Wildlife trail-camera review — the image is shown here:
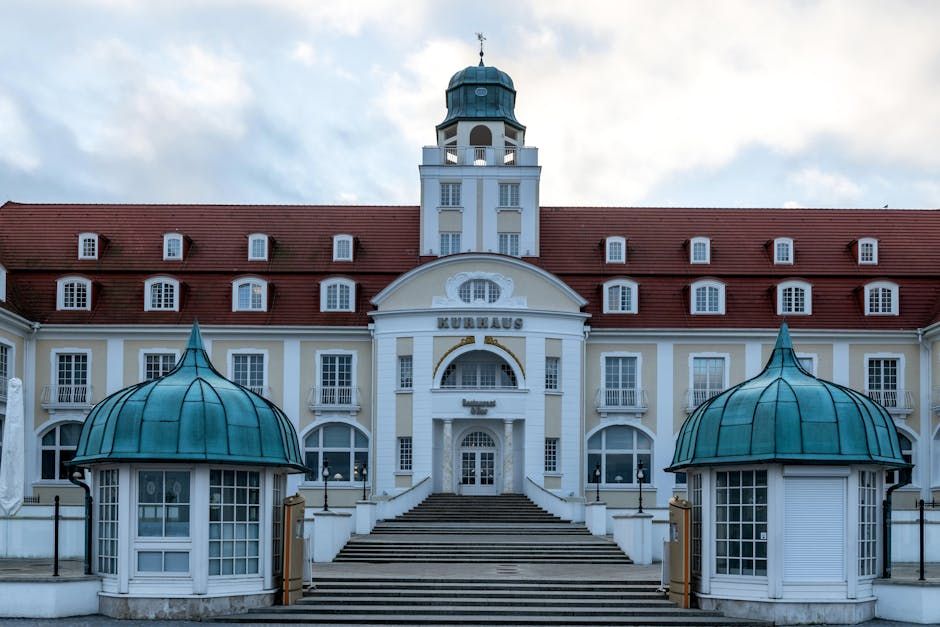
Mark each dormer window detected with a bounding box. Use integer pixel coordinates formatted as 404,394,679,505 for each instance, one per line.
777,280,812,315
858,238,878,265
232,278,267,312
603,279,638,314
144,277,179,312
690,237,710,264
605,236,626,264
78,233,99,260
321,278,355,312
56,276,92,311
333,234,354,262
163,233,184,261
248,234,268,261
691,280,725,315
864,281,899,316
773,237,793,264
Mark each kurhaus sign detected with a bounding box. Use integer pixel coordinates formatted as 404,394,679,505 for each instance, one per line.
462,399,496,415
438,316,523,330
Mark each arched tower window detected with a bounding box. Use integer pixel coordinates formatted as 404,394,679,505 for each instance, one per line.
441,350,518,389
469,125,492,146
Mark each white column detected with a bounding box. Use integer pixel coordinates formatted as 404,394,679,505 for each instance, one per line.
503,419,514,494
191,467,209,595
744,341,762,378
412,335,434,481
283,339,301,496
442,419,453,493
106,338,123,394
919,339,931,501
374,335,396,496
560,337,583,496
655,341,675,507
117,466,132,594
262,469,275,590
832,341,850,386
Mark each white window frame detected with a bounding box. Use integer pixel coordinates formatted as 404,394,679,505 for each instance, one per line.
315,349,358,403
690,279,725,315
858,237,878,265
498,182,520,208
776,280,812,315
397,355,413,391
131,467,193,578
603,279,638,314
301,419,369,485
163,233,184,261
0,338,16,384
39,420,84,481
864,351,905,415
228,349,268,395
773,237,794,264
690,236,710,264
586,423,653,487
440,182,462,207
332,234,354,262
796,353,817,376
320,278,355,312
439,231,461,256
605,236,626,264
397,436,413,472
864,281,899,316
0,263,6,301
600,352,643,408
544,437,559,473
247,233,268,261
144,276,180,312
138,349,181,381
545,356,560,392
56,276,92,311
497,232,520,257
688,352,730,407
231,277,268,312
78,232,99,260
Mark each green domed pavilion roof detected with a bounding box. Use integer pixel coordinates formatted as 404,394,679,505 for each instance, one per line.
71,323,305,471
668,324,910,471
438,63,524,130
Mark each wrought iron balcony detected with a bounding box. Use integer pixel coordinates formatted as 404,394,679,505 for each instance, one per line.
867,389,914,416
307,385,360,414
685,388,726,412
41,384,94,410
422,145,538,167
595,387,648,416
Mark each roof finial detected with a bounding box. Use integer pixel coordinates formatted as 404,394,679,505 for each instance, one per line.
476,32,486,66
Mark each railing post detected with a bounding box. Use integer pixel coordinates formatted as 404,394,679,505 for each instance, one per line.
919,499,926,581
53,495,60,577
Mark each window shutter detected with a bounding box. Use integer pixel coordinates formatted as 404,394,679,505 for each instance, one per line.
784,476,845,582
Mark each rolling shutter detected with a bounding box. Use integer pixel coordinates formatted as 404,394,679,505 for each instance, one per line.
784,476,845,582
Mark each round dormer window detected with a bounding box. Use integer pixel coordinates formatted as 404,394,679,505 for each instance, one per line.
458,278,500,304
474,87,488,97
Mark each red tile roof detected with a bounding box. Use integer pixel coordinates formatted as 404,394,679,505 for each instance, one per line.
2,202,938,330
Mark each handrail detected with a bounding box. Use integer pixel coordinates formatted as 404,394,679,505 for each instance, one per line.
524,476,583,522
376,476,432,522
525,476,564,500
383,475,430,503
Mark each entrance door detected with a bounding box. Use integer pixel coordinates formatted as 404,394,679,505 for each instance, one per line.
458,431,498,495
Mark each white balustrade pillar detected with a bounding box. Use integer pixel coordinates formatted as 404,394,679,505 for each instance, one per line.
613,512,654,565
442,419,454,493
355,500,377,535
585,501,607,536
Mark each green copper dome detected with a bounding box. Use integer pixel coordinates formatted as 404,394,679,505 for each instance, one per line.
71,323,305,471
438,63,524,130
668,324,910,471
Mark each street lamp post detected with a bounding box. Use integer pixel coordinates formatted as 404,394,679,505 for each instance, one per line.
594,463,601,502
361,463,368,501
321,459,330,511
637,460,646,514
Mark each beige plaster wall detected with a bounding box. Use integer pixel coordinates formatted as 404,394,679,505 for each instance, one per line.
396,394,412,436
378,258,582,312
209,339,285,406
544,394,561,438
584,343,657,434
496,210,521,232
299,487,361,509
438,210,462,232
760,342,833,379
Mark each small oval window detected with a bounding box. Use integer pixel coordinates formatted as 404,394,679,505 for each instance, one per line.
474,87,488,97
458,279,500,304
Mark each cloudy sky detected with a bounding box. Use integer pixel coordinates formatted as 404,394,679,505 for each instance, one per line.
1,0,939,208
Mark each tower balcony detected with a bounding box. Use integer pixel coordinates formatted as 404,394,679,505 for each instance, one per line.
422,145,538,167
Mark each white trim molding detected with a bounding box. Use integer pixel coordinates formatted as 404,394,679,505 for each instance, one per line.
602,279,638,314
231,277,268,312
863,280,899,316
690,279,725,315
56,276,92,311
320,277,356,312
605,236,626,264
690,236,711,264
144,276,180,312
777,280,812,316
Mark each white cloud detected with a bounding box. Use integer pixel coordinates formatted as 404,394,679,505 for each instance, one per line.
789,168,863,203
782,201,804,209
291,42,316,66
0,94,40,171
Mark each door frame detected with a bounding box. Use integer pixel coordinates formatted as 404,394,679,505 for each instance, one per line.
453,423,502,495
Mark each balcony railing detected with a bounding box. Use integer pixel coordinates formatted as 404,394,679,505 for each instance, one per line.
239,384,271,398
686,388,726,412
595,388,648,416
423,145,537,167
868,389,915,415
307,386,360,413
41,384,94,410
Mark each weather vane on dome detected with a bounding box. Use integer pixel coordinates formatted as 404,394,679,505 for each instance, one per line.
476,32,486,66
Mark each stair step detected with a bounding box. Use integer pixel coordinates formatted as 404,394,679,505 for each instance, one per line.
218,613,766,625
304,589,666,599
245,604,728,617
296,596,674,608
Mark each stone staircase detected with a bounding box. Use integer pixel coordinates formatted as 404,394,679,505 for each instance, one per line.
217,493,768,625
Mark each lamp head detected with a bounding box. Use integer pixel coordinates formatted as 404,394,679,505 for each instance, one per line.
333,473,343,481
